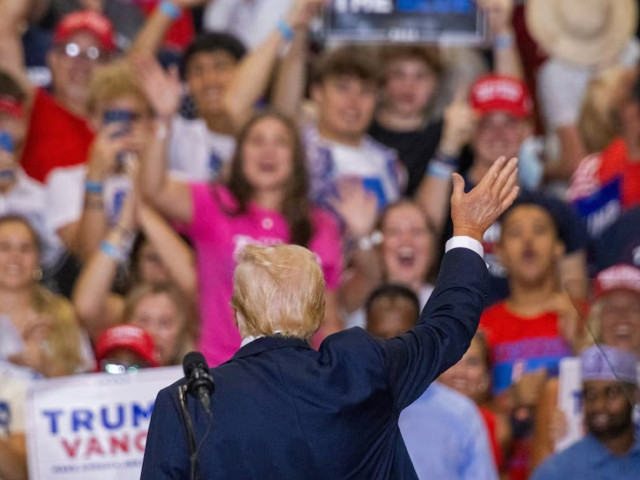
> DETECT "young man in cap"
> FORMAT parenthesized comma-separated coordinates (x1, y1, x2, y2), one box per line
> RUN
(417, 74, 588, 305)
(531, 345, 640, 479)
(0, 2, 116, 185)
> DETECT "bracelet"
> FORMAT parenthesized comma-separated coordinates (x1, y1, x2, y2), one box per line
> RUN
(434, 150, 459, 168)
(427, 161, 455, 180)
(100, 240, 121, 260)
(494, 33, 513, 50)
(277, 20, 294, 42)
(159, 0, 181, 21)
(85, 179, 104, 195)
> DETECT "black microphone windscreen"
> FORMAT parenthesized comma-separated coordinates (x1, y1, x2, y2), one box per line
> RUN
(183, 351, 208, 377)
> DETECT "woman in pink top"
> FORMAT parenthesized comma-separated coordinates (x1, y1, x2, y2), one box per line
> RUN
(141, 111, 343, 365)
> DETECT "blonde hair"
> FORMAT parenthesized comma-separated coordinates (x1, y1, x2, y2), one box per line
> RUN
(34, 286, 87, 376)
(122, 283, 195, 364)
(230, 244, 325, 340)
(86, 59, 152, 115)
(578, 66, 634, 154)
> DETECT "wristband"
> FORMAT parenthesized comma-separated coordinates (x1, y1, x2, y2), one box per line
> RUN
(494, 33, 513, 50)
(100, 240, 121, 260)
(427, 161, 455, 180)
(85, 179, 104, 195)
(434, 150, 459, 168)
(159, 0, 181, 21)
(277, 20, 294, 42)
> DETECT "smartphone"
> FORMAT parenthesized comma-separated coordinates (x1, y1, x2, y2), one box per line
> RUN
(103, 110, 135, 168)
(103, 109, 134, 137)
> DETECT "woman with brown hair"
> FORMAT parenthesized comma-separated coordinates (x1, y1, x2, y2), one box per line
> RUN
(141, 110, 343, 366)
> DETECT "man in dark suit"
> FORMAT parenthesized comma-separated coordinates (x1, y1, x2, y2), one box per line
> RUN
(141, 156, 520, 479)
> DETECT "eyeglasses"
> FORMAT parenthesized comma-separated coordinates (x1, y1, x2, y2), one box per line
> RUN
(58, 42, 108, 62)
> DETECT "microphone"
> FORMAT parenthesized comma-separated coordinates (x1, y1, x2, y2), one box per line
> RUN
(182, 351, 214, 416)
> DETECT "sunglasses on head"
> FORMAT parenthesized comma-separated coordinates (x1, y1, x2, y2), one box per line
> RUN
(57, 42, 108, 62)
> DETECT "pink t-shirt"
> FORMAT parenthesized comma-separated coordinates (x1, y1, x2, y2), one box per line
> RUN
(184, 183, 342, 366)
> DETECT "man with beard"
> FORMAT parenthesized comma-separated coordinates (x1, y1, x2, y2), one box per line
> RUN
(532, 345, 640, 479)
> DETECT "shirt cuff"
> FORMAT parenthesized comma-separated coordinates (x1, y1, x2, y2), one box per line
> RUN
(445, 236, 484, 258)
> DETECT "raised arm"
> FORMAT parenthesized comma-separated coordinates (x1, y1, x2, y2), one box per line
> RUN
(222, 0, 325, 130)
(415, 94, 476, 237)
(128, 0, 208, 58)
(386, 156, 519, 409)
(0, 0, 35, 101)
(134, 57, 193, 222)
(329, 180, 383, 314)
(75, 124, 138, 260)
(138, 203, 197, 301)
(480, 0, 524, 80)
(72, 177, 138, 341)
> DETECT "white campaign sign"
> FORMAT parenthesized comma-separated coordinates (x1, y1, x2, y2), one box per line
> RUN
(555, 357, 583, 452)
(26, 367, 182, 480)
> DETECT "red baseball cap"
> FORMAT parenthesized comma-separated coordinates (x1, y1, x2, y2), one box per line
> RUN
(53, 11, 116, 53)
(0, 95, 23, 118)
(594, 264, 640, 299)
(470, 75, 533, 118)
(95, 325, 158, 367)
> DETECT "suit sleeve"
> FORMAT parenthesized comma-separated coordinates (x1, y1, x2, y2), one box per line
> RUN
(380, 247, 488, 410)
(141, 387, 191, 479)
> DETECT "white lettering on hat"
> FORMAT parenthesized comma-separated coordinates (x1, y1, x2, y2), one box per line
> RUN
(475, 79, 523, 103)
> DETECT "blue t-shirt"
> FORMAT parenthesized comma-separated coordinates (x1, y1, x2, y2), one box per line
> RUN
(531, 434, 640, 480)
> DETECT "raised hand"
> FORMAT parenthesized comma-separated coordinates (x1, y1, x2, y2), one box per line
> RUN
(133, 56, 182, 120)
(477, 0, 514, 36)
(450, 156, 519, 242)
(87, 123, 135, 180)
(328, 178, 378, 239)
(285, 0, 328, 29)
(440, 99, 477, 157)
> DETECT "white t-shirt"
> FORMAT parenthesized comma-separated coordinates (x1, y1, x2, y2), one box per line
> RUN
(168, 117, 236, 183)
(46, 165, 132, 233)
(304, 124, 404, 210)
(202, 0, 294, 49)
(538, 40, 640, 130)
(0, 169, 64, 268)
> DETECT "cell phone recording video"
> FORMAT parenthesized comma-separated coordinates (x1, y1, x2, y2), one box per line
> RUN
(103, 109, 134, 138)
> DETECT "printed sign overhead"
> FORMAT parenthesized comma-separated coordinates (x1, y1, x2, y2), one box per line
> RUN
(324, 0, 486, 44)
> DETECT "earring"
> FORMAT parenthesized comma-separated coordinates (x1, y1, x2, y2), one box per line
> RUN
(32, 267, 43, 282)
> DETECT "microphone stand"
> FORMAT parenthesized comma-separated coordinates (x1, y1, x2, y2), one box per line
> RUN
(178, 384, 199, 480)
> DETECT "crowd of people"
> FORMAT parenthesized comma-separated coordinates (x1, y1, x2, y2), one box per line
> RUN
(0, 0, 639, 479)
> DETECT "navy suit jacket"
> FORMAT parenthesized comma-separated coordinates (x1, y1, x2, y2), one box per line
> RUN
(141, 247, 488, 479)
